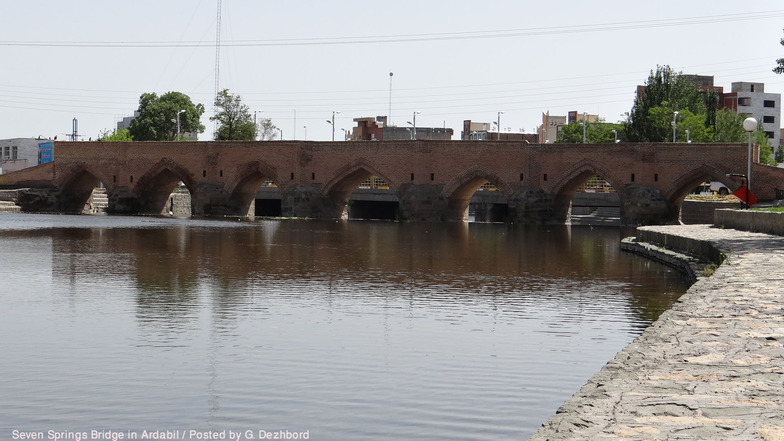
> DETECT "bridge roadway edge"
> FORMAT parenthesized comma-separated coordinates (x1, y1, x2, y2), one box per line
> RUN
(528, 224, 784, 440)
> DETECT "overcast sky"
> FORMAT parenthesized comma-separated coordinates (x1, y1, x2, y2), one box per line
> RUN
(2, 1, 784, 141)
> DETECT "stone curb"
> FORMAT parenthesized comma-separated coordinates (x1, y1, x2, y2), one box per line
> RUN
(529, 225, 784, 441)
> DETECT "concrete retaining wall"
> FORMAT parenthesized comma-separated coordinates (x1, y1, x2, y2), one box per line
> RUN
(680, 200, 740, 224)
(715, 208, 784, 236)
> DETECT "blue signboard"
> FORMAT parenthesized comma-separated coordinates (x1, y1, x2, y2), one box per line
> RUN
(39, 142, 53, 164)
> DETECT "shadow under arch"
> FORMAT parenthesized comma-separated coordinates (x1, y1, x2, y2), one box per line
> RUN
(441, 165, 513, 222)
(134, 158, 195, 215)
(225, 160, 280, 216)
(321, 159, 399, 218)
(549, 159, 622, 222)
(57, 163, 107, 213)
(663, 163, 740, 208)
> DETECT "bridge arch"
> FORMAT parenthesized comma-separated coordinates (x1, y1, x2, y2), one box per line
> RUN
(549, 159, 622, 223)
(225, 160, 281, 216)
(664, 164, 740, 208)
(321, 159, 398, 219)
(57, 162, 108, 213)
(134, 158, 195, 215)
(441, 165, 513, 221)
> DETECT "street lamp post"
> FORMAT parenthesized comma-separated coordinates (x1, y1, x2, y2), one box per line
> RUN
(303, 126, 307, 141)
(743, 117, 758, 209)
(497, 111, 504, 140)
(176, 109, 186, 140)
(672, 111, 679, 142)
(328, 111, 341, 141)
(412, 111, 420, 140)
(389, 72, 393, 125)
(582, 112, 587, 143)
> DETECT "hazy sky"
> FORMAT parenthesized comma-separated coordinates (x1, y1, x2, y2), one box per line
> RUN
(2, 1, 784, 141)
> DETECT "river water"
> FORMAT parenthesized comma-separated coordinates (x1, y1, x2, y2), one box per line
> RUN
(0, 214, 689, 440)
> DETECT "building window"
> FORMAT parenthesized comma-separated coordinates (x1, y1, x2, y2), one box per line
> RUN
(764, 100, 776, 108)
(11, 146, 18, 160)
(764, 115, 775, 124)
(765, 131, 775, 139)
(738, 97, 751, 106)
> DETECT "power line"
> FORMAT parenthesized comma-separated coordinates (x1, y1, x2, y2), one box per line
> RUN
(2, 10, 782, 48)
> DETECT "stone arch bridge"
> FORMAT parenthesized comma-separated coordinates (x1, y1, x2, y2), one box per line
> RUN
(1, 140, 782, 225)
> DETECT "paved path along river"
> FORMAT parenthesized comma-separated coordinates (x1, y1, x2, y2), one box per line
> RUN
(529, 224, 784, 440)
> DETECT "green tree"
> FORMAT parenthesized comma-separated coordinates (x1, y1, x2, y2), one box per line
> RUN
(556, 120, 623, 143)
(712, 109, 746, 143)
(97, 128, 133, 141)
(128, 91, 205, 141)
(754, 127, 775, 166)
(774, 29, 784, 74)
(675, 109, 709, 143)
(258, 118, 278, 141)
(624, 65, 704, 142)
(211, 89, 257, 141)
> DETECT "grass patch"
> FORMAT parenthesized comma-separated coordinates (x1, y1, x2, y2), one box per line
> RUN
(703, 263, 719, 277)
(752, 207, 784, 212)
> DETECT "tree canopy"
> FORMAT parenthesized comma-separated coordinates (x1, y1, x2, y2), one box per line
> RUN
(621, 65, 772, 153)
(556, 119, 622, 143)
(211, 89, 257, 141)
(623, 65, 708, 142)
(128, 91, 205, 141)
(97, 128, 132, 141)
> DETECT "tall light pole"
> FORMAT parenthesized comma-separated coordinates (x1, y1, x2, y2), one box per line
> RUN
(177, 109, 186, 140)
(412, 111, 420, 140)
(389, 72, 393, 125)
(672, 110, 679, 142)
(497, 111, 504, 140)
(328, 111, 340, 141)
(743, 117, 758, 208)
(293, 109, 297, 140)
(582, 112, 587, 143)
(303, 126, 307, 141)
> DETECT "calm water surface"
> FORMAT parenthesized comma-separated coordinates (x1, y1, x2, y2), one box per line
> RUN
(0, 214, 690, 440)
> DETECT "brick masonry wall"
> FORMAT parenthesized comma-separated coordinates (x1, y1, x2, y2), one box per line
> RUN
(2, 141, 782, 222)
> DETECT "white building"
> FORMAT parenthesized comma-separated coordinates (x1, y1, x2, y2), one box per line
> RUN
(0, 138, 52, 174)
(732, 82, 781, 149)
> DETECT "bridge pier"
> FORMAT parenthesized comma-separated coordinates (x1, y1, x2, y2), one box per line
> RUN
(398, 184, 449, 222)
(620, 184, 679, 226)
(509, 187, 556, 224)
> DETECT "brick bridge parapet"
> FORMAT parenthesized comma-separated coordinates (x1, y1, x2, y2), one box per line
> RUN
(0, 140, 780, 225)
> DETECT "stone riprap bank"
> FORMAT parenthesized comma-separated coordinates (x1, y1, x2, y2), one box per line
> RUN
(529, 225, 784, 440)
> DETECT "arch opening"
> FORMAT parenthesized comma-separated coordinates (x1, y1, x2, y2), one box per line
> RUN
(324, 166, 400, 221)
(136, 167, 191, 216)
(670, 168, 743, 224)
(60, 169, 101, 214)
(447, 177, 510, 223)
(553, 171, 620, 225)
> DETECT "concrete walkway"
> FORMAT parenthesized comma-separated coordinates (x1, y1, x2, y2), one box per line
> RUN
(529, 225, 784, 440)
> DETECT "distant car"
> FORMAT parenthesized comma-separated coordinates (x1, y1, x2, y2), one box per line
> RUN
(709, 181, 730, 195)
(693, 181, 730, 195)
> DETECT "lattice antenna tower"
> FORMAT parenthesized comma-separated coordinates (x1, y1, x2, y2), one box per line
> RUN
(214, 0, 222, 131)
